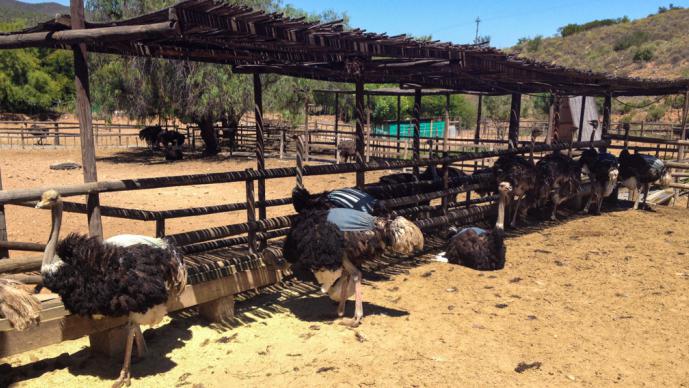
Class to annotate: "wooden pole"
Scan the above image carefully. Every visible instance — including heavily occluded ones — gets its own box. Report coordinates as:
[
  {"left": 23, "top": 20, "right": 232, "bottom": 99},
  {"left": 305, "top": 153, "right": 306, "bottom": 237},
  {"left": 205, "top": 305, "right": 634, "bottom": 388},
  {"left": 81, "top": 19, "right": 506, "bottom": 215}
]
[
  {"left": 334, "top": 92, "right": 340, "bottom": 163},
  {"left": 295, "top": 135, "right": 305, "bottom": 190},
  {"left": 366, "top": 102, "right": 372, "bottom": 162},
  {"left": 253, "top": 73, "right": 267, "bottom": 228},
  {"left": 71, "top": 0, "right": 102, "bottom": 238},
  {"left": 245, "top": 169, "right": 257, "bottom": 254},
  {"left": 0, "top": 168, "right": 8, "bottom": 259},
  {"left": 674, "top": 89, "right": 689, "bottom": 206},
  {"left": 546, "top": 96, "right": 555, "bottom": 145},
  {"left": 303, "top": 99, "right": 310, "bottom": 161},
  {"left": 508, "top": 93, "right": 521, "bottom": 148},
  {"left": 602, "top": 93, "right": 612, "bottom": 153},
  {"left": 413, "top": 88, "right": 422, "bottom": 177},
  {"left": 577, "top": 96, "right": 587, "bottom": 142},
  {"left": 396, "top": 94, "right": 402, "bottom": 156},
  {"left": 355, "top": 80, "right": 365, "bottom": 189}
]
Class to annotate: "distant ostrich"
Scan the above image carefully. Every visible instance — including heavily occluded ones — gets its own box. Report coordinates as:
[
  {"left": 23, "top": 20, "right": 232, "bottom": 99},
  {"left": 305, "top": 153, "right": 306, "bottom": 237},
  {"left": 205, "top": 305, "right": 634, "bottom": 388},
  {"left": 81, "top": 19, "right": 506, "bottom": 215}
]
[
  {"left": 337, "top": 139, "right": 357, "bottom": 163},
  {"left": 618, "top": 148, "right": 670, "bottom": 210},
  {"left": 492, "top": 154, "right": 538, "bottom": 226},
  {"left": 377, "top": 164, "right": 466, "bottom": 203},
  {"left": 579, "top": 133, "right": 620, "bottom": 214},
  {"left": 283, "top": 208, "right": 423, "bottom": 326},
  {"left": 0, "top": 278, "right": 41, "bottom": 331},
  {"left": 29, "top": 124, "right": 49, "bottom": 145},
  {"left": 535, "top": 150, "right": 582, "bottom": 220},
  {"left": 436, "top": 182, "right": 510, "bottom": 270},
  {"left": 138, "top": 125, "right": 163, "bottom": 150},
  {"left": 35, "top": 190, "right": 187, "bottom": 388},
  {"left": 157, "top": 130, "right": 186, "bottom": 161}
]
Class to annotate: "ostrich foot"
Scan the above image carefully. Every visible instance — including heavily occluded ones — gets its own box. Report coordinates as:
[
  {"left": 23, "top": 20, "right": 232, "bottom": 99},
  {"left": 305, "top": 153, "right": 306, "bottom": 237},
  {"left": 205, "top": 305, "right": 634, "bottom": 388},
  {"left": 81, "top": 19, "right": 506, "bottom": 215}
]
[{"left": 112, "top": 323, "right": 135, "bottom": 388}]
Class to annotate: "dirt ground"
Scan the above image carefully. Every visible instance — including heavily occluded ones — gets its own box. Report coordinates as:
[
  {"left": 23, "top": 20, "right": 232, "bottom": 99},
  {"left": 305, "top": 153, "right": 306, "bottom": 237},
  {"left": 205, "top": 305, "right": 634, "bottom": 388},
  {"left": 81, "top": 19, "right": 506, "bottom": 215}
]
[{"left": 1, "top": 149, "right": 689, "bottom": 387}]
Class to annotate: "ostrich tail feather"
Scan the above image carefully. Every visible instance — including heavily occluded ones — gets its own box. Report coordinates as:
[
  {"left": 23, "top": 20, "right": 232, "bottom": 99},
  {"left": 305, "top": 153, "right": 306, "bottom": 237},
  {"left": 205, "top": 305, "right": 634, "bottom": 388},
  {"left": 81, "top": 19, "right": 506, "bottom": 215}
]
[{"left": 388, "top": 216, "right": 424, "bottom": 254}]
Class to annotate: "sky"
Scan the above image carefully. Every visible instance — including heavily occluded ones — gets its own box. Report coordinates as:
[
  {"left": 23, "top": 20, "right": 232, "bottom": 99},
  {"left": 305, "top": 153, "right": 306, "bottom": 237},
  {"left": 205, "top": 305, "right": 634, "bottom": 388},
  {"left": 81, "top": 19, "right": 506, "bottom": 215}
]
[{"left": 26, "top": 0, "right": 689, "bottom": 47}]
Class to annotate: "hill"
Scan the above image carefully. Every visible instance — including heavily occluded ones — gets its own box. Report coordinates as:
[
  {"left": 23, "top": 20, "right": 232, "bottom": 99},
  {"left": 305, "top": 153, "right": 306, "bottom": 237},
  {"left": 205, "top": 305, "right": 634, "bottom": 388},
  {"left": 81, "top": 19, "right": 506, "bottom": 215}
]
[
  {"left": 510, "top": 7, "right": 689, "bottom": 80},
  {"left": 0, "top": 0, "right": 69, "bottom": 25}
]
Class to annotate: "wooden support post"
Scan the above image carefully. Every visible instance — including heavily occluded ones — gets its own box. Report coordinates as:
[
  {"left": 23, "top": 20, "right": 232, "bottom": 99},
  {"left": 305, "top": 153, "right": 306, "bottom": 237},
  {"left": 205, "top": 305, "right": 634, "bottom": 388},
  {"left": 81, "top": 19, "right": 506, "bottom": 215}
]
[
  {"left": 474, "top": 94, "right": 483, "bottom": 172},
  {"left": 443, "top": 94, "right": 451, "bottom": 154},
  {"left": 199, "top": 295, "right": 235, "bottom": 322},
  {"left": 245, "top": 169, "right": 257, "bottom": 254},
  {"left": 623, "top": 123, "right": 631, "bottom": 148},
  {"left": 366, "top": 103, "right": 372, "bottom": 162},
  {"left": 0, "top": 168, "right": 8, "bottom": 259},
  {"left": 71, "top": 0, "right": 102, "bottom": 238},
  {"left": 546, "top": 95, "right": 555, "bottom": 145},
  {"left": 334, "top": 92, "right": 340, "bottom": 163},
  {"left": 54, "top": 122, "right": 60, "bottom": 146},
  {"left": 295, "top": 135, "right": 305, "bottom": 190},
  {"left": 396, "top": 94, "right": 402, "bottom": 155},
  {"left": 413, "top": 88, "right": 422, "bottom": 177},
  {"left": 508, "top": 93, "right": 521, "bottom": 148},
  {"left": 155, "top": 218, "right": 165, "bottom": 238},
  {"left": 674, "top": 89, "right": 689, "bottom": 206},
  {"left": 304, "top": 99, "right": 310, "bottom": 161},
  {"left": 253, "top": 73, "right": 267, "bottom": 234},
  {"left": 601, "top": 93, "right": 612, "bottom": 153},
  {"left": 640, "top": 121, "right": 645, "bottom": 137},
  {"left": 279, "top": 129, "right": 285, "bottom": 160},
  {"left": 577, "top": 96, "right": 587, "bottom": 142},
  {"left": 355, "top": 80, "right": 366, "bottom": 189}
]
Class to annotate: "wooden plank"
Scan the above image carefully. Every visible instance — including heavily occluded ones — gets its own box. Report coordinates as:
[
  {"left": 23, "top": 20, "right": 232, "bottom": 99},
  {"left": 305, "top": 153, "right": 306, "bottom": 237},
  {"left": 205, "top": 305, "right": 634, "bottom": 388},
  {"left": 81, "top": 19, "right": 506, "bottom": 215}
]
[
  {"left": 413, "top": 88, "right": 422, "bottom": 176},
  {"left": 508, "top": 93, "right": 521, "bottom": 147},
  {"left": 601, "top": 93, "right": 612, "bottom": 153},
  {"left": 355, "top": 80, "right": 366, "bottom": 188},
  {"left": 0, "top": 167, "right": 8, "bottom": 258},
  {"left": 0, "top": 241, "right": 45, "bottom": 252},
  {"left": 0, "top": 266, "right": 283, "bottom": 357},
  {"left": 71, "top": 0, "right": 102, "bottom": 239},
  {"left": 0, "top": 255, "right": 42, "bottom": 274}
]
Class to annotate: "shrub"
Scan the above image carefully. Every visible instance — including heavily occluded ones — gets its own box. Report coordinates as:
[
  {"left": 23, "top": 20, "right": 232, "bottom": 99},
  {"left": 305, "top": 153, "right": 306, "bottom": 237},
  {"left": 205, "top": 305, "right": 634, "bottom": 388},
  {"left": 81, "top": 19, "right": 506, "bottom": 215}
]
[
  {"left": 646, "top": 105, "right": 667, "bottom": 122},
  {"left": 613, "top": 30, "right": 650, "bottom": 51},
  {"left": 633, "top": 47, "right": 654, "bottom": 61}
]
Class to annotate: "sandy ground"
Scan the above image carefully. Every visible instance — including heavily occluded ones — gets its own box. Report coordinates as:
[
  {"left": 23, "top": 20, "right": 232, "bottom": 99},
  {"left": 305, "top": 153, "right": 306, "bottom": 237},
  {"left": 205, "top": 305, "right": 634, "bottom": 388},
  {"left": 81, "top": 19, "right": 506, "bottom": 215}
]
[{"left": 1, "top": 149, "right": 689, "bottom": 387}]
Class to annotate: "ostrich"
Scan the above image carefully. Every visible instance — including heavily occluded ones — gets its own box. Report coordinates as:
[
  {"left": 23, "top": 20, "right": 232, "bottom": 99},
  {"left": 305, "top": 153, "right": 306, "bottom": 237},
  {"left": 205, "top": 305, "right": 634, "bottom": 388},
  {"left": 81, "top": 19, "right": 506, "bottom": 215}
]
[
  {"left": 337, "top": 139, "right": 356, "bottom": 163},
  {"left": 292, "top": 186, "right": 379, "bottom": 214},
  {"left": 29, "top": 125, "right": 49, "bottom": 145},
  {"left": 0, "top": 278, "right": 41, "bottom": 331},
  {"left": 35, "top": 190, "right": 187, "bottom": 388},
  {"left": 283, "top": 208, "right": 423, "bottom": 326},
  {"left": 157, "top": 130, "right": 186, "bottom": 161},
  {"left": 138, "top": 125, "right": 163, "bottom": 150},
  {"left": 435, "top": 182, "right": 509, "bottom": 270},
  {"left": 579, "top": 133, "right": 620, "bottom": 215},
  {"left": 535, "top": 150, "right": 582, "bottom": 220},
  {"left": 492, "top": 154, "right": 538, "bottom": 226},
  {"left": 618, "top": 149, "right": 670, "bottom": 210}
]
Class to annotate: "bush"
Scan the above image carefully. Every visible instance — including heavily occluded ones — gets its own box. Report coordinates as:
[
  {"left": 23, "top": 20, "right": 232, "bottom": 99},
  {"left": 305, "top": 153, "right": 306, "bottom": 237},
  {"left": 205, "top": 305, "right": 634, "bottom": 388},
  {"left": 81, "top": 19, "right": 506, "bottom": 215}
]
[
  {"left": 526, "top": 35, "right": 543, "bottom": 52},
  {"left": 613, "top": 30, "right": 650, "bottom": 51},
  {"left": 633, "top": 47, "right": 654, "bottom": 61},
  {"left": 646, "top": 105, "right": 667, "bottom": 122}
]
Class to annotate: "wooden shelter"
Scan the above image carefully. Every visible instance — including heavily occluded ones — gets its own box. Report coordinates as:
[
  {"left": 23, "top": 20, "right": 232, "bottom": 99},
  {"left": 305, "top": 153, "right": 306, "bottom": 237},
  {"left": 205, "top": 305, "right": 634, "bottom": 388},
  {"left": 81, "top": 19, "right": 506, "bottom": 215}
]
[{"left": 1, "top": 0, "right": 689, "bottom": 360}]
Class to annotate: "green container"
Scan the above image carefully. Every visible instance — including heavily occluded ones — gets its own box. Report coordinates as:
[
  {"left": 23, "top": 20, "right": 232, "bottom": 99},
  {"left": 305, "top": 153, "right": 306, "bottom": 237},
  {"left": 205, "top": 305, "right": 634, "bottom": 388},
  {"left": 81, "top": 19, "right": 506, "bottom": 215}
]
[{"left": 373, "top": 120, "right": 445, "bottom": 138}]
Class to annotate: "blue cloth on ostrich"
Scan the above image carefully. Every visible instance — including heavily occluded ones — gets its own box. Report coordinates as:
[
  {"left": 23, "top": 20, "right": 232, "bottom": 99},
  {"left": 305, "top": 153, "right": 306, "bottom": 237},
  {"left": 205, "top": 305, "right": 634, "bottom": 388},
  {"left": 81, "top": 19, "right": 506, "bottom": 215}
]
[
  {"left": 639, "top": 154, "right": 666, "bottom": 175},
  {"left": 326, "top": 188, "right": 378, "bottom": 213},
  {"left": 455, "top": 227, "right": 487, "bottom": 237},
  {"left": 326, "top": 208, "right": 376, "bottom": 232}
]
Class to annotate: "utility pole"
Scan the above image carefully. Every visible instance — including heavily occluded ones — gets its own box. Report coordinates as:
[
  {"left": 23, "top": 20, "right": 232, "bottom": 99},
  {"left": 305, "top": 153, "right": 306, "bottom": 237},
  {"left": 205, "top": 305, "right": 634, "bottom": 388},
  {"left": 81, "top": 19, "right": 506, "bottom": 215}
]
[{"left": 474, "top": 17, "right": 481, "bottom": 44}]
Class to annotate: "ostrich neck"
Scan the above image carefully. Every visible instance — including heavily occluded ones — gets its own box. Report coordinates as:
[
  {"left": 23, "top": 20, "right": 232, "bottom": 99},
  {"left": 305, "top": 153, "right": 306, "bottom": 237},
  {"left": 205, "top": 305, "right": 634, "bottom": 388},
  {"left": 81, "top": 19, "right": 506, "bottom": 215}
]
[
  {"left": 496, "top": 192, "right": 508, "bottom": 230},
  {"left": 42, "top": 202, "right": 63, "bottom": 273}
]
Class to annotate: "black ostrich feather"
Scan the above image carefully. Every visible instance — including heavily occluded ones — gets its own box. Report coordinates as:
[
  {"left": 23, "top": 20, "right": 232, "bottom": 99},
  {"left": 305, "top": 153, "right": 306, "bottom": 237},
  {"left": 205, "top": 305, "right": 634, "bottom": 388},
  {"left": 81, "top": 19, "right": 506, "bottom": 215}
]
[
  {"left": 44, "top": 233, "right": 184, "bottom": 317},
  {"left": 619, "top": 149, "right": 667, "bottom": 184},
  {"left": 445, "top": 227, "right": 505, "bottom": 271},
  {"left": 291, "top": 187, "right": 333, "bottom": 213},
  {"left": 283, "top": 211, "right": 345, "bottom": 272}
]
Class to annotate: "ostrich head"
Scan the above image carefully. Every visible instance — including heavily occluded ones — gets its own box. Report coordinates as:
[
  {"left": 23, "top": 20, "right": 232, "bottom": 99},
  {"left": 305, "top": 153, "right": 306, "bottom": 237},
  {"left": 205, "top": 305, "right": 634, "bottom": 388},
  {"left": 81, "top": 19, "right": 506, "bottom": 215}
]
[
  {"left": 384, "top": 216, "right": 424, "bottom": 255},
  {"left": 35, "top": 190, "right": 61, "bottom": 209},
  {"left": 498, "top": 181, "right": 513, "bottom": 196}
]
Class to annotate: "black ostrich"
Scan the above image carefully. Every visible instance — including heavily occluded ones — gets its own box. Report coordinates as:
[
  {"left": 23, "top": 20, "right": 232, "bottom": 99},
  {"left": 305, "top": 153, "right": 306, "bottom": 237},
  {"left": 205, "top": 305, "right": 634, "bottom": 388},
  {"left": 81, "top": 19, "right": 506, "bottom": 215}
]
[
  {"left": 492, "top": 154, "right": 538, "bottom": 226},
  {"left": 435, "top": 182, "right": 510, "bottom": 270},
  {"left": 535, "top": 151, "right": 582, "bottom": 220},
  {"left": 618, "top": 148, "right": 670, "bottom": 210},
  {"left": 377, "top": 164, "right": 466, "bottom": 205},
  {"left": 0, "top": 278, "right": 41, "bottom": 331},
  {"left": 35, "top": 190, "right": 187, "bottom": 388},
  {"left": 283, "top": 208, "right": 424, "bottom": 326},
  {"left": 29, "top": 124, "right": 49, "bottom": 145},
  {"left": 579, "top": 148, "right": 619, "bottom": 215},
  {"left": 157, "top": 130, "right": 186, "bottom": 161},
  {"left": 138, "top": 125, "right": 163, "bottom": 150}
]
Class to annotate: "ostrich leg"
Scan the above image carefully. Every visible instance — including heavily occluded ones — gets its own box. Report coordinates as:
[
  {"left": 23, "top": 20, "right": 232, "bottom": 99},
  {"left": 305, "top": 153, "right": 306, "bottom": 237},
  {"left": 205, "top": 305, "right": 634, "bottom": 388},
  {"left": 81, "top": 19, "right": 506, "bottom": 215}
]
[
  {"left": 632, "top": 187, "right": 641, "bottom": 210},
  {"left": 337, "top": 274, "right": 351, "bottom": 317},
  {"left": 113, "top": 322, "right": 135, "bottom": 388},
  {"left": 641, "top": 183, "right": 650, "bottom": 210},
  {"left": 510, "top": 194, "right": 525, "bottom": 226},
  {"left": 340, "top": 258, "right": 363, "bottom": 327},
  {"left": 133, "top": 325, "right": 147, "bottom": 358}
]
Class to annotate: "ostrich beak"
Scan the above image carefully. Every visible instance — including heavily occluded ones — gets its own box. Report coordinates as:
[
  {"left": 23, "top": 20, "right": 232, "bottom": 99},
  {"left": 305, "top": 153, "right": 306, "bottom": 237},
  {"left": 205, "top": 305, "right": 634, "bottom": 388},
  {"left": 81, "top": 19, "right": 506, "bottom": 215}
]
[{"left": 35, "top": 201, "right": 48, "bottom": 209}]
